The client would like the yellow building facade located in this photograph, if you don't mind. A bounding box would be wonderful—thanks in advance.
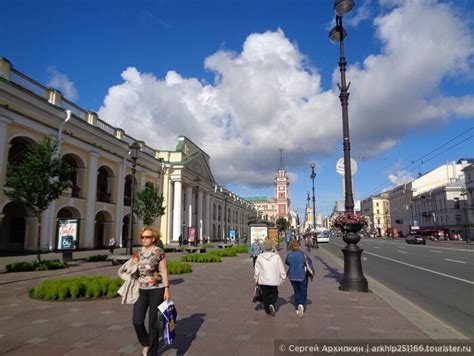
[0,57,255,252]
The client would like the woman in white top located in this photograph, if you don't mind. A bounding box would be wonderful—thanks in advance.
[254,238,286,316]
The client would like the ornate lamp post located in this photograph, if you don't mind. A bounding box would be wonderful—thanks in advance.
[329,0,368,292]
[126,141,140,255]
[306,192,310,230]
[310,163,319,249]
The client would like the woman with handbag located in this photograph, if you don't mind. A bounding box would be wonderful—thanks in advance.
[254,238,286,316]
[285,239,311,318]
[118,226,170,356]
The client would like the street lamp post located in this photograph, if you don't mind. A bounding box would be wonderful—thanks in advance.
[306,192,310,230]
[126,141,140,256]
[329,0,368,292]
[310,163,319,249]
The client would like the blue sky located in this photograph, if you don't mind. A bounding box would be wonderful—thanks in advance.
[1,0,473,218]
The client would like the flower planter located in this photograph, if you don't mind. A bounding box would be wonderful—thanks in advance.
[342,223,364,233]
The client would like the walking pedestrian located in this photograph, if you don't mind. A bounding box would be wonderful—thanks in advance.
[249,238,264,267]
[254,238,286,316]
[118,226,170,356]
[108,237,117,254]
[285,240,311,318]
[285,230,292,251]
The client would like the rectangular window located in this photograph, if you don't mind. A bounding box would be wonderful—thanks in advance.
[454,198,460,209]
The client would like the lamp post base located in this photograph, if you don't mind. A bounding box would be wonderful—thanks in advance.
[339,232,369,292]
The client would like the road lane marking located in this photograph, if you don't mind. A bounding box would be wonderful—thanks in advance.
[330,242,474,284]
[374,246,380,249]
[398,251,408,254]
[429,250,443,253]
[362,239,474,252]
[444,259,467,264]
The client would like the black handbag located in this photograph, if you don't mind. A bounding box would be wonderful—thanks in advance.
[252,284,263,303]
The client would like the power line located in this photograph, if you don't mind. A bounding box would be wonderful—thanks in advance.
[362,127,473,198]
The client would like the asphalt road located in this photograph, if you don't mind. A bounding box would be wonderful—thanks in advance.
[322,236,474,339]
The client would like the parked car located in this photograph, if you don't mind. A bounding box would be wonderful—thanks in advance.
[406,234,426,245]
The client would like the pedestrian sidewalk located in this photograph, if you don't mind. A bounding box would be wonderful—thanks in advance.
[0,245,458,356]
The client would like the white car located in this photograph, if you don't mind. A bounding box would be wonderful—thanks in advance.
[317,232,330,243]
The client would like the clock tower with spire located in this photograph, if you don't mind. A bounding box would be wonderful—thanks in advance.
[274,149,290,220]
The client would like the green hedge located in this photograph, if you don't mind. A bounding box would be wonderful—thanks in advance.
[180,254,222,263]
[29,276,123,301]
[208,248,237,257]
[231,245,249,253]
[167,260,192,274]
[85,255,108,262]
[6,260,67,272]
[199,243,215,248]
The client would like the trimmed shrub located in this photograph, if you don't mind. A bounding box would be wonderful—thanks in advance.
[231,245,249,253]
[180,254,221,263]
[200,243,215,248]
[6,260,67,272]
[29,276,123,301]
[85,255,108,262]
[208,248,237,257]
[167,261,192,274]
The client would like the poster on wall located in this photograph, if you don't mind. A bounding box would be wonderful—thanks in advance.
[187,227,196,244]
[229,230,236,241]
[57,219,79,250]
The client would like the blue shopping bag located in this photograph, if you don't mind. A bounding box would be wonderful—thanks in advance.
[158,299,177,345]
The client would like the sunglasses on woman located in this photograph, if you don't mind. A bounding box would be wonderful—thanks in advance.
[140,235,153,240]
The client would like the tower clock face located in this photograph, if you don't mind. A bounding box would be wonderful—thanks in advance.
[279,186,284,191]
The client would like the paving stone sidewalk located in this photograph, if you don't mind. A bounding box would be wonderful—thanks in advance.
[0,246,430,356]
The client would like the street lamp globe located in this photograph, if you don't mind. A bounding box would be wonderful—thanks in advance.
[334,0,354,16]
[329,24,347,43]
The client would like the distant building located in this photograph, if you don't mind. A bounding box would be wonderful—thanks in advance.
[361,193,391,236]
[386,160,471,237]
[244,151,291,222]
[462,164,474,241]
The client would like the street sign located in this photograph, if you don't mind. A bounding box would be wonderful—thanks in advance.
[336,157,358,177]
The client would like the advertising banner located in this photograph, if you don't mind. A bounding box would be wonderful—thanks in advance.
[187,227,196,243]
[249,224,268,244]
[229,230,236,240]
[57,219,79,250]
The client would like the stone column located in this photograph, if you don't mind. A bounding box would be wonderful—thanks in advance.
[172,181,182,242]
[0,116,13,188]
[185,186,193,231]
[138,170,147,230]
[115,160,125,247]
[41,203,56,251]
[204,192,210,239]
[24,216,38,251]
[197,190,203,241]
[84,151,100,248]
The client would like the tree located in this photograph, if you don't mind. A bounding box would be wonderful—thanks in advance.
[275,217,288,232]
[4,137,73,261]
[133,184,166,226]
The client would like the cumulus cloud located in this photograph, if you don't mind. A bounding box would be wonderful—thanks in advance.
[98,0,473,187]
[47,67,79,100]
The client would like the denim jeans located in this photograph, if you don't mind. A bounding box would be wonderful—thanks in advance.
[133,288,164,355]
[290,279,308,307]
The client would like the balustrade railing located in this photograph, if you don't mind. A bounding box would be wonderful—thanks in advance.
[9,69,49,99]
[61,99,87,120]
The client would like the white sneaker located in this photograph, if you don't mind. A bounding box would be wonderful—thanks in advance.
[269,304,276,316]
[298,304,304,318]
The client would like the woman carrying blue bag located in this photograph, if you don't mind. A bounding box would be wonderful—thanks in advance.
[285,240,314,318]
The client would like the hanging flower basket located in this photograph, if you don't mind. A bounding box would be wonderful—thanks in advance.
[334,213,368,233]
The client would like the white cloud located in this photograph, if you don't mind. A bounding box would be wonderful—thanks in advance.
[47,67,79,101]
[98,0,473,187]
[347,0,374,27]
